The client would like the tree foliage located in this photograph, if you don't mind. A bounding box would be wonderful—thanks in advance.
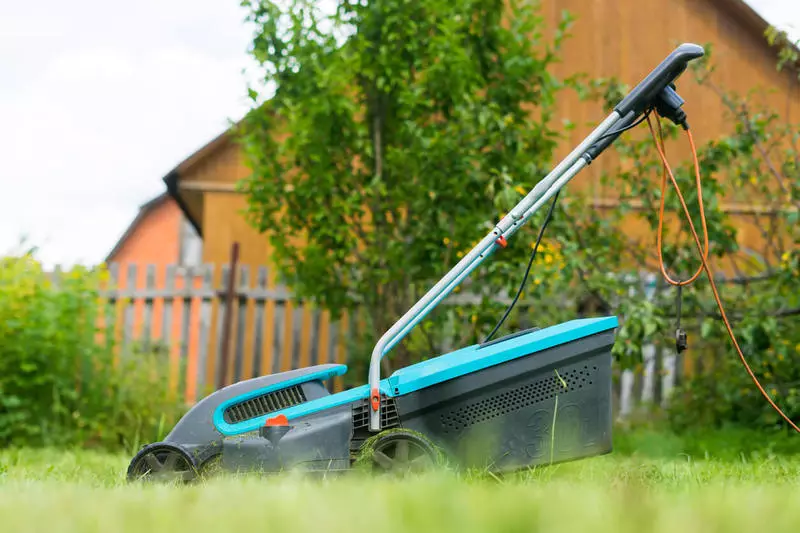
[239,0,577,369]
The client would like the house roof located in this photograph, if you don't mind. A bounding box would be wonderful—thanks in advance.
[714,0,793,47]
[162,0,796,237]
[162,126,236,237]
[105,192,171,263]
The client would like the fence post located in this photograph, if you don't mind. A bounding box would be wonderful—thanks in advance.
[218,242,240,388]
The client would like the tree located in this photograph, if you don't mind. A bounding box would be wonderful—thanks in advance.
[239,0,576,373]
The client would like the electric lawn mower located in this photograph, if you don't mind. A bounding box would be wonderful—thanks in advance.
[127,43,708,482]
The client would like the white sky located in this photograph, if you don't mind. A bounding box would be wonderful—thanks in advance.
[1,0,798,268]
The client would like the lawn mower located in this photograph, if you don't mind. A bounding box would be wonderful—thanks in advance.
[127,43,707,482]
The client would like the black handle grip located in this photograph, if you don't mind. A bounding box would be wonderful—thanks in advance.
[615,43,704,117]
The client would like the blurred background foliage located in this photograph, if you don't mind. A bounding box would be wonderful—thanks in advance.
[0,252,185,450]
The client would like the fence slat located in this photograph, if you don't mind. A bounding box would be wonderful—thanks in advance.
[333,311,350,391]
[641,344,656,404]
[178,266,193,393]
[162,265,175,347]
[235,265,251,382]
[291,303,304,370]
[299,303,313,368]
[106,263,120,352]
[195,265,214,400]
[328,316,339,366]
[142,264,156,349]
[214,265,231,388]
[166,265,181,392]
[309,309,321,366]
[661,348,677,407]
[252,267,268,377]
[618,368,634,420]
[317,309,331,367]
[272,297,286,374]
[122,264,137,352]
[279,298,295,372]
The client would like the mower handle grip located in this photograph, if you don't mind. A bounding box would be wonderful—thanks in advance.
[614,43,704,117]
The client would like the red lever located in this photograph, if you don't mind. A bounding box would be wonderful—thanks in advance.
[265,414,289,426]
[370,388,381,411]
[495,235,508,248]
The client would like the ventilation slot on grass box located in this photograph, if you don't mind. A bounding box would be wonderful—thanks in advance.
[223,385,307,424]
[439,365,597,432]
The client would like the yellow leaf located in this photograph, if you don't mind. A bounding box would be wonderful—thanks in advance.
[515,185,527,196]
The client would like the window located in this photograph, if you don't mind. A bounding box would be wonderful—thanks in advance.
[179,217,203,267]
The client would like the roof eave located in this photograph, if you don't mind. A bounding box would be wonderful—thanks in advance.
[164,170,203,238]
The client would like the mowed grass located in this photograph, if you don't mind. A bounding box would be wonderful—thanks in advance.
[1,429,799,533]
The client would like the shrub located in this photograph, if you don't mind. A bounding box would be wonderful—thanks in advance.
[0,253,185,450]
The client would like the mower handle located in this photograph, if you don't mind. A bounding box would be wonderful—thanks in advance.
[366,43,705,432]
[615,43,704,117]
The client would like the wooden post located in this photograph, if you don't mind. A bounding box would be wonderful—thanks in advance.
[218,242,240,388]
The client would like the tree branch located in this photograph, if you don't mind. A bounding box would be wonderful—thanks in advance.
[705,78,799,210]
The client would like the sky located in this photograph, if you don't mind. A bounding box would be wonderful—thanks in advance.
[1,0,798,268]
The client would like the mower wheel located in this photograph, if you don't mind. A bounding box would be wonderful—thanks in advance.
[364,429,440,475]
[127,442,199,484]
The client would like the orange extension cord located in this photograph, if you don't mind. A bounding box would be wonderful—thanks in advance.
[646,112,800,433]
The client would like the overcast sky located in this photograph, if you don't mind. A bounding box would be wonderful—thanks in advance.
[1,1,798,268]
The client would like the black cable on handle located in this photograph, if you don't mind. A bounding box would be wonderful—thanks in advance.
[484,190,561,343]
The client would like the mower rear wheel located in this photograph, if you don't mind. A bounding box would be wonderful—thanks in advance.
[127,442,198,484]
[367,430,438,474]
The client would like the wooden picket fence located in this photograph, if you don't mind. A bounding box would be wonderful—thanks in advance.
[103,262,351,403]
[100,261,683,417]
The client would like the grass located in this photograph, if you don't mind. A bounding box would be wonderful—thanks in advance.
[1,428,799,533]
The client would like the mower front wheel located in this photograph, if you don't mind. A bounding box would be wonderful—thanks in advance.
[127,442,199,484]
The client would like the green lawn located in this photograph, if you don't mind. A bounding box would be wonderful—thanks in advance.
[1,430,799,533]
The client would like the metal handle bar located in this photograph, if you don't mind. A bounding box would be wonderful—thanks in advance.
[367,43,705,431]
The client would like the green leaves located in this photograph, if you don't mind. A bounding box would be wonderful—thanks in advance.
[238,0,572,368]
[0,255,184,449]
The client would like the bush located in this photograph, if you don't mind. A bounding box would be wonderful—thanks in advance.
[0,254,185,450]
[667,308,800,432]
